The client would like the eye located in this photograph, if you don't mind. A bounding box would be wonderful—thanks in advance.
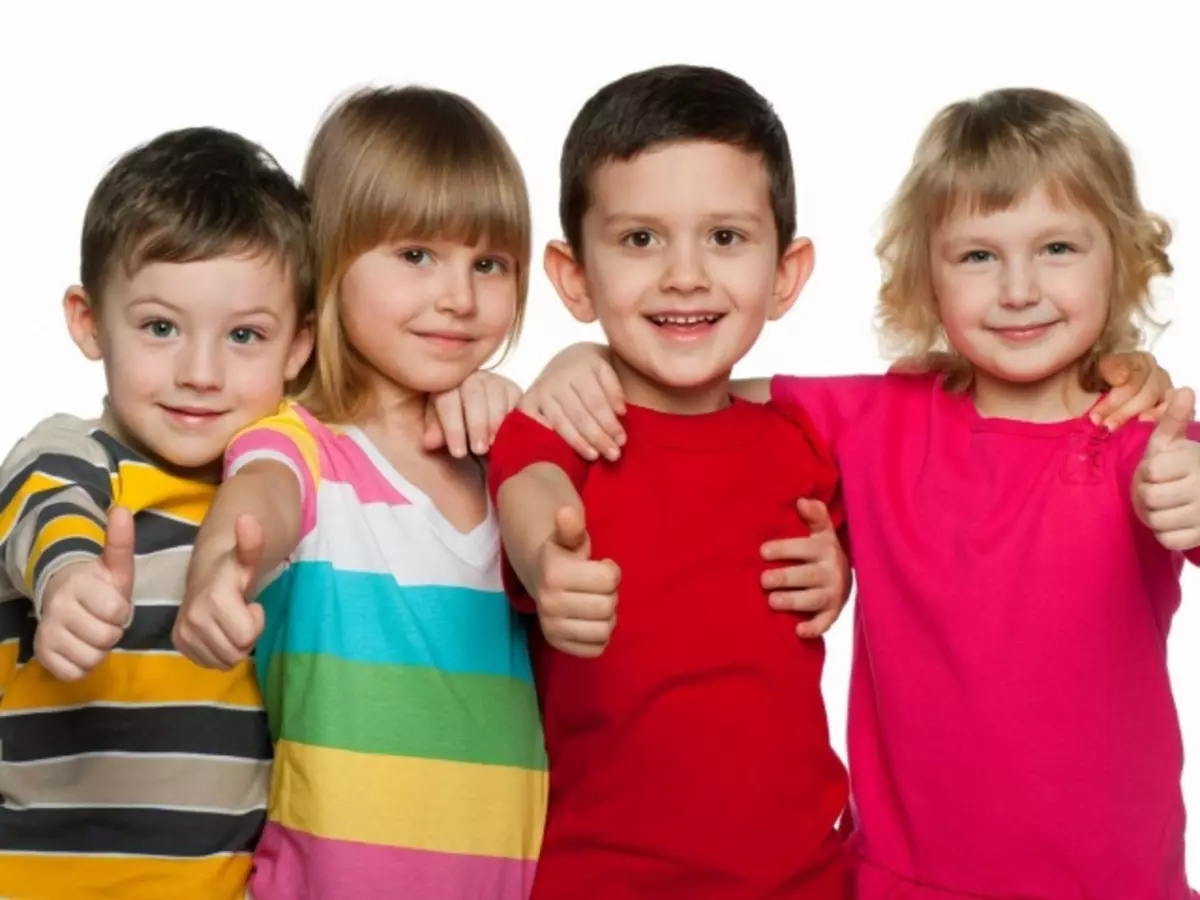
[1044,241,1074,256]
[475,257,507,275]
[621,230,656,249]
[400,248,432,266]
[144,319,177,338]
[960,250,993,264]
[229,327,262,345]
[712,229,743,247]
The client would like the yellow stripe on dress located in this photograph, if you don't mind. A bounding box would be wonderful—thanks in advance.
[270,739,546,861]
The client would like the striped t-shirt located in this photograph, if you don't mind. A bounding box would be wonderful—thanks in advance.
[226,403,547,899]
[0,411,271,900]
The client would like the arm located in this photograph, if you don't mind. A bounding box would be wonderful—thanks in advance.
[496,463,583,598]
[1125,389,1200,565]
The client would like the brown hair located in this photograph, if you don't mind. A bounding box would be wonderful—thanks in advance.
[876,87,1172,391]
[297,85,531,422]
[81,127,312,317]
[559,64,796,256]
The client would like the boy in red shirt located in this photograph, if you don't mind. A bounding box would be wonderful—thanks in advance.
[487,64,851,898]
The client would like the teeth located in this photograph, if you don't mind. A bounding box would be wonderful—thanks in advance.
[650,314,721,325]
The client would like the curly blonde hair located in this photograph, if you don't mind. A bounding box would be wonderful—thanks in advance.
[876,87,1172,391]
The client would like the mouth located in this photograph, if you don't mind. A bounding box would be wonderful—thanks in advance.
[414,331,475,349]
[646,312,726,339]
[159,405,227,425]
[988,322,1059,343]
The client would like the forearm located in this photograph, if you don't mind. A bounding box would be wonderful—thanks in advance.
[190,461,301,586]
[496,462,583,594]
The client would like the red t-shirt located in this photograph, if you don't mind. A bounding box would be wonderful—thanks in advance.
[488,399,851,899]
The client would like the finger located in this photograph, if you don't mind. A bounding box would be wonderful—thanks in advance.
[769,588,832,613]
[1147,388,1196,456]
[540,397,599,461]
[433,390,469,458]
[1137,477,1195,511]
[234,514,266,580]
[574,379,626,450]
[761,536,823,562]
[545,558,621,598]
[762,563,826,591]
[101,506,137,598]
[596,362,627,417]
[78,580,134,627]
[553,387,618,461]
[1141,447,1197,485]
[795,499,834,534]
[551,506,589,553]
[64,606,125,649]
[212,591,263,652]
[540,588,618,622]
[796,607,842,639]
[1139,395,1172,424]
[44,631,107,679]
[482,378,514,452]
[552,639,609,659]
[1143,504,1200,536]
[1156,527,1200,553]
[171,622,229,670]
[458,377,494,456]
[421,402,446,452]
[545,616,615,647]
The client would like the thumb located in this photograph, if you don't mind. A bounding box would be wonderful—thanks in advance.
[1148,387,1195,456]
[101,506,136,597]
[233,514,265,585]
[796,498,834,535]
[552,506,588,554]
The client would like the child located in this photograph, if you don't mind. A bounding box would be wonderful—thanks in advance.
[487,64,855,899]
[0,127,313,900]
[517,87,1198,898]
[172,86,548,899]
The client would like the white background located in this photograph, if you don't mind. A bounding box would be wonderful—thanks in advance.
[3,0,1199,869]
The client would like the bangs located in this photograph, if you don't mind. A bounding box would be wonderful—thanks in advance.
[342,128,529,262]
[921,125,1108,229]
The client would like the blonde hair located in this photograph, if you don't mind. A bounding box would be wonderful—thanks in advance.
[296,85,531,421]
[876,87,1172,391]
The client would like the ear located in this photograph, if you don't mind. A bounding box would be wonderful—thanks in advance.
[284,314,315,382]
[767,237,816,321]
[543,240,597,324]
[63,285,104,361]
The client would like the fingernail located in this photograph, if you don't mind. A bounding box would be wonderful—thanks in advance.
[584,448,599,461]
[473,441,487,455]
[605,448,620,461]
[617,433,627,446]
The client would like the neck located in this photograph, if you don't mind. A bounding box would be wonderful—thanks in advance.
[612,355,732,416]
[971,362,1098,423]
[353,371,429,451]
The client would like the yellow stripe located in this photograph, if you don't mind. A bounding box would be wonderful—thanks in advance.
[271,740,546,860]
[2,652,263,711]
[0,639,18,692]
[0,851,250,900]
[113,463,213,525]
[0,471,83,544]
[24,514,106,592]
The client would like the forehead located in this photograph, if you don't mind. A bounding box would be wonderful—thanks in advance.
[586,140,771,219]
[112,253,295,314]
[935,182,1104,241]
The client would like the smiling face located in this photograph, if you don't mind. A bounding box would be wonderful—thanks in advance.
[546,140,811,414]
[338,239,518,401]
[66,253,311,475]
[930,182,1114,418]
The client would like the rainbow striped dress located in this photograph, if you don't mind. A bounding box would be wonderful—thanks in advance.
[224,403,547,898]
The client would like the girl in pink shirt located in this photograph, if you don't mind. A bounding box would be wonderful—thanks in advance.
[518,87,1200,898]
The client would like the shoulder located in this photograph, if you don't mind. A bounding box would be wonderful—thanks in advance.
[489,410,592,493]
[1,412,113,478]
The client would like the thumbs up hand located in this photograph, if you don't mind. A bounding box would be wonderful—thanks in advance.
[760,499,852,639]
[533,506,621,658]
[174,514,267,670]
[1133,387,1200,552]
[36,506,138,681]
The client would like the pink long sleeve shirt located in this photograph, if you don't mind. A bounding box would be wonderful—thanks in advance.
[772,371,1200,900]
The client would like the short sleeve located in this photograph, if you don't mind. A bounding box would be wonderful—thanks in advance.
[487,411,592,614]
[770,374,886,452]
[0,414,115,614]
[224,402,321,538]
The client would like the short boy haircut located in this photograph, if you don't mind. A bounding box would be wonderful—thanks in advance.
[558,64,796,254]
[80,126,313,317]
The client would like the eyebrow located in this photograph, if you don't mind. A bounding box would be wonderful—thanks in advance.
[602,211,765,229]
[128,296,283,320]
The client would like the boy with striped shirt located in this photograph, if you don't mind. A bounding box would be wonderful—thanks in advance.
[0,127,315,899]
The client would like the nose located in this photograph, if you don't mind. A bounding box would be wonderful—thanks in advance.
[659,243,710,295]
[175,338,223,392]
[435,265,479,317]
[1000,260,1041,309]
